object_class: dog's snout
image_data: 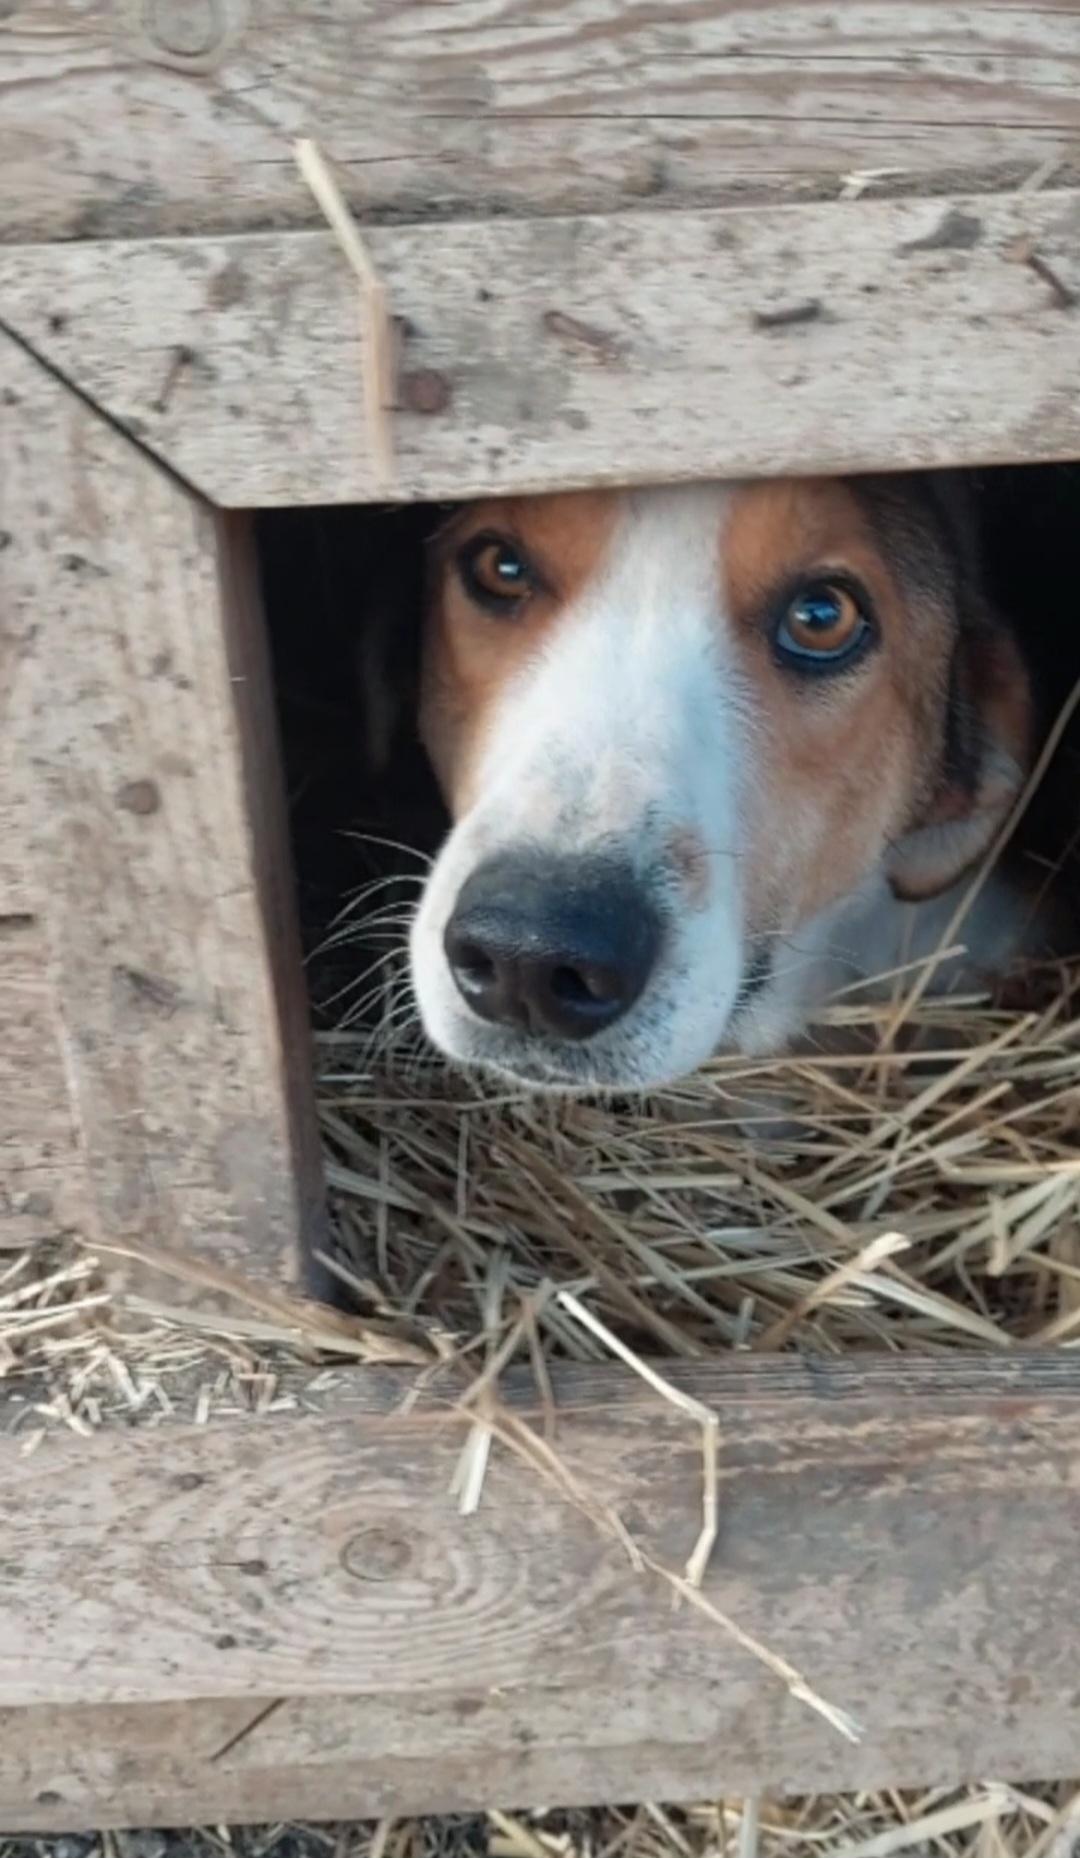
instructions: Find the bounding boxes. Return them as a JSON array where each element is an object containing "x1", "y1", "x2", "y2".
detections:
[{"x1": 444, "y1": 855, "x2": 662, "y2": 1042}]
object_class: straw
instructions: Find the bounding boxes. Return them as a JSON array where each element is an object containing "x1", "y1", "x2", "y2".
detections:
[{"x1": 294, "y1": 136, "x2": 397, "y2": 495}]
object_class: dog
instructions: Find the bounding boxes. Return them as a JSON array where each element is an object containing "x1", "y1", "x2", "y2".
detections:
[{"x1": 398, "y1": 473, "x2": 1073, "y2": 1092}]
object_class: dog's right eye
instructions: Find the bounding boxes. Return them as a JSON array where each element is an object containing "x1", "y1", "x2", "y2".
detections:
[{"x1": 457, "y1": 535, "x2": 534, "y2": 613}]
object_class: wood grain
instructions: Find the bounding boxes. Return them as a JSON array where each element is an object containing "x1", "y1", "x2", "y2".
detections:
[
  {"x1": 2, "y1": 3, "x2": 1080, "y2": 243},
  {"x1": 3, "y1": 188, "x2": 1080, "y2": 507},
  {"x1": 0, "y1": 328, "x2": 323, "y2": 1291},
  {"x1": 0, "y1": 400, "x2": 85, "y2": 1248},
  {"x1": 0, "y1": 919, "x2": 86, "y2": 1248},
  {"x1": 1, "y1": 1354, "x2": 1079, "y2": 1826}
]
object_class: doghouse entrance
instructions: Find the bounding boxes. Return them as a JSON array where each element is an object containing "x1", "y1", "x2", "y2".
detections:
[{"x1": 255, "y1": 464, "x2": 1080, "y2": 1357}]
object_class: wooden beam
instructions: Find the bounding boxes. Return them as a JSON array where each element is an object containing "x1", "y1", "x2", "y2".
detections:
[
  {"x1": 1, "y1": 1355, "x2": 1079, "y2": 1828},
  {"x1": 0, "y1": 918, "x2": 86, "y2": 1248},
  {"x1": 0, "y1": 605, "x2": 86, "y2": 1245},
  {"x1": 2, "y1": 3, "x2": 1079, "y2": 243},
  {"x1": 0, "y1": 329, "x2": 325, "y2": 1291},
  {"x1": 3, "y1": 189, "x2": 1080, "y2": 507}
]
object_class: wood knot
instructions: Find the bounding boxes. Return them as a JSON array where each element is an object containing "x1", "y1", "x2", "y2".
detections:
[
  {"x1": 340, "y1": 1526, "x2": 413, "y2": 1582},
  {"x1": 139, "y1": 0, "x2": 237, "y2": 68},
  {"x1": 16, "y1": 1191, "x2": 53, "y2": 1219}
]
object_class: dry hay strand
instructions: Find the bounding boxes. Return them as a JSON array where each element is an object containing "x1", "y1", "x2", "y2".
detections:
[
  {"x1": 4, "y1": 1782, "x2": 1079, "y2": 1858},
  {"x1": 308, "y1": 920, "x2": 1080, "y2": 1748},
  {"x1": 0, "y1": 1228, "x2": 439, "y2": 1449},
  {"x1": 8, "y1": 887, "x2": 1080, "y2": 1765},
  {"x1": 315, "y1": 689, "x2": 1080, "y2": 1366},
  {"x1": 318, "y1": 941, "x2": 1080, "y2": 1364}
]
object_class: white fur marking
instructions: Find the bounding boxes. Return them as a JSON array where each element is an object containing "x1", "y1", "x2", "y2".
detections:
[{"x1": 411, "y1": 485, "x2": 751, "y2": 1087}]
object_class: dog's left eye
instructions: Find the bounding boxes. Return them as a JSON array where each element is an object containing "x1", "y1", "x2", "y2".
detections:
[
  {"x1": 458, "y1": 535, "x2": 534, "y2": 611},
  {"x1": 774, "y1": 580, "x2": 872, "y2": 670}
]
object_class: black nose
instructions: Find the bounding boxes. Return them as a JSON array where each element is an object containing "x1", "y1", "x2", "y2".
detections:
[{"x1": 444, "y1": 854, "x2": 662, "y2": 1042}]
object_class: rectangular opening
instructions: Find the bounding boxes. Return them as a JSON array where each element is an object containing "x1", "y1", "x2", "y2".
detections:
[{"x1": 257, "y1": 463, "x2": 1080, "y2": 1357}]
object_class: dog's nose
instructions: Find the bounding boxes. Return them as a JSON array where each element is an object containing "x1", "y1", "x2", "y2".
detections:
[{"x1": 444, "y1": 854, "x2": 662, "y2": 1042}]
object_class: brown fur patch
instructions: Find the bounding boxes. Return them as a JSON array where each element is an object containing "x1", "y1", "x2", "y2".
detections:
[
  {"x1": 421, "y1": 492, "x2": 618, "y2": 813},
  {"x1": 721, "y1": 478, "x2": 955, "y2": 927},
  {"x1": 888, "y1": 624, "x2": 1032, "y2": 901},
  {"x1": 421, "y1": 476, "x2": 1032, "y2": 952}
]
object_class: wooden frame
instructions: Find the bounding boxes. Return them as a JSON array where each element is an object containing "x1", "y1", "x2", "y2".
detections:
[
  {"x1": 3, "y1": 1357, "x2": 1080, "y2": 1831},
  {"x1": 3, "y1": 189, "x2": 1080, "y2": 509},
  {"x1": 0, "y1": 324, "x2": 326, "y2": 1292},
  {"x1": 6, "y1": 1, "x2": 1080, "y2": 243},
  {"x1": 6, "y1": 7, "x2": 1080, "y2": 1813}
]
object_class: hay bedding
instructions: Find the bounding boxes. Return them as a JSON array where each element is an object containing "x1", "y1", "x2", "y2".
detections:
[
  {"x1": 7, "y1": 169, "x2": 1080, "y2": 1858},
  {"x1": 6, "y1": 884, "x2": 1080, "y2": 1855},
  {"x1": 2, "y1": 1790, "x2": 1080, "y2": 1858},
  {"x1": 316, "y1": 871, "x2": 1080, "y2": 1359}
]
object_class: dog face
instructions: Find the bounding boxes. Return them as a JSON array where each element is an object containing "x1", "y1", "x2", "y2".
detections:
[{"x1": 408, "y1": 477, "x2": 1030, "y2": 1089}]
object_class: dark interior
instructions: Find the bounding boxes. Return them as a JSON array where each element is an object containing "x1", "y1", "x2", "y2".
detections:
[
  {"x1": 255, "y1": 465, "x2": 1080, "y2": 1308},
  {"x1": 255, "y1": 501, "x2": 449, "y2": 1022},
  {"x1": 257, "y1": 464, "x2": 1080, "y2": 1026}
]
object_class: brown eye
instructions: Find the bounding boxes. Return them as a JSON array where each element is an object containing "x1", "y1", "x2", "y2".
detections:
[
  {"x1": 458, "y1": 534, "x2": 534, "y2": 612},
  {"x1": 775, "y1": 580, "x2": 871, "y2": 669}
]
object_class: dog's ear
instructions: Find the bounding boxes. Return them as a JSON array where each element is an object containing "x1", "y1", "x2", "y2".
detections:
[
  {"x1": 884, "y1": 472, "x2": 1032, "y2": 903},
  {"x1": 886, "y1": 622, "x2": 1032, "y2": 904}
]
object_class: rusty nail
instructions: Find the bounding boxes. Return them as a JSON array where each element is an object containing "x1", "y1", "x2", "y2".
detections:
[
  {"x1": 399, "y1": 369, "x2": 452, "y2": 415},
  {"x1": 752, "y1": 299, "x2": 822, "y2": 332},
  {"x1": 115, "y1": 779, "x2": 162, "y2": 816}
]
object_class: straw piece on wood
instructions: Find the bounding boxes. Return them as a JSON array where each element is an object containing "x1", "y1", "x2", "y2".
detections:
[
  {"x1": 85, "y1": 1234, "x2": 433, "y2": 1365},
  {"x1": 557, "y1": 1290, "x2": 721, "y2": 1587},
  {"x1": 556, "y1": 1292, "x2": 717, "y2": 1425},
  {"x1": 294, "y1": 136, "x2": 397, "y2": 495},
  {"x1": 484, "y1": 1396, "x2": 861, "y2": 1745}
]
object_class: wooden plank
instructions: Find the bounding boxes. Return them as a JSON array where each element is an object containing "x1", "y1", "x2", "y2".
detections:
[
  {"x1": 0, "y1": 485, "x2": 86, "y2": 1248},
  {"x1": 0, "y1": 329, "x2": 325, "y2": 1292},
  {"x1": 1, "y1": 1355, "x2": 1079, "y2": 1827},
  {"x1": 0, "y1": 1682, "x2": 1054, "y2": 1838},
  {"x1": 0, "y1": 919, "x2": 86, "y2": 1248},
  {"x1": 3, "y1": 188, "x2": 1080, "y2": 506},
  {"x1": 2, "y1": 3, "x2": 1080, "y2": 243}
]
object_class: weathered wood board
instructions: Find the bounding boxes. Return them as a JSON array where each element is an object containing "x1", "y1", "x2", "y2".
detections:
[
  {"x1": 0, "y1": 328, "x2": 325, "y2": 1287},
  {"x1": 4, "y1": 11, "x2": 1080, "y2": 1830},
  {"x1": 3, "y1": 188, "x2": 1080, "y2": 507},
  {"x1": 3, "y1": 3, "x2": 1080, "y2": 243},
  {"x1": 0, "y1": 588, "x2": 86, "y2": 1247},
  {"x1": 0, "y1": 919, "x2": 87, "y2": 1249},
  {"x1": 1, "y1": 1355, "x2": 1079, "y2": 1829}
]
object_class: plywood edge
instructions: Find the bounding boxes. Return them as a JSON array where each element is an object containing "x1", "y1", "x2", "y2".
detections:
[
  {"x1": 2, "y1": 188, "x2": 1080, "y2": 506},
  {"x1": 1, "y1": 1353, "x2": 1078, "y2": 1825}
]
